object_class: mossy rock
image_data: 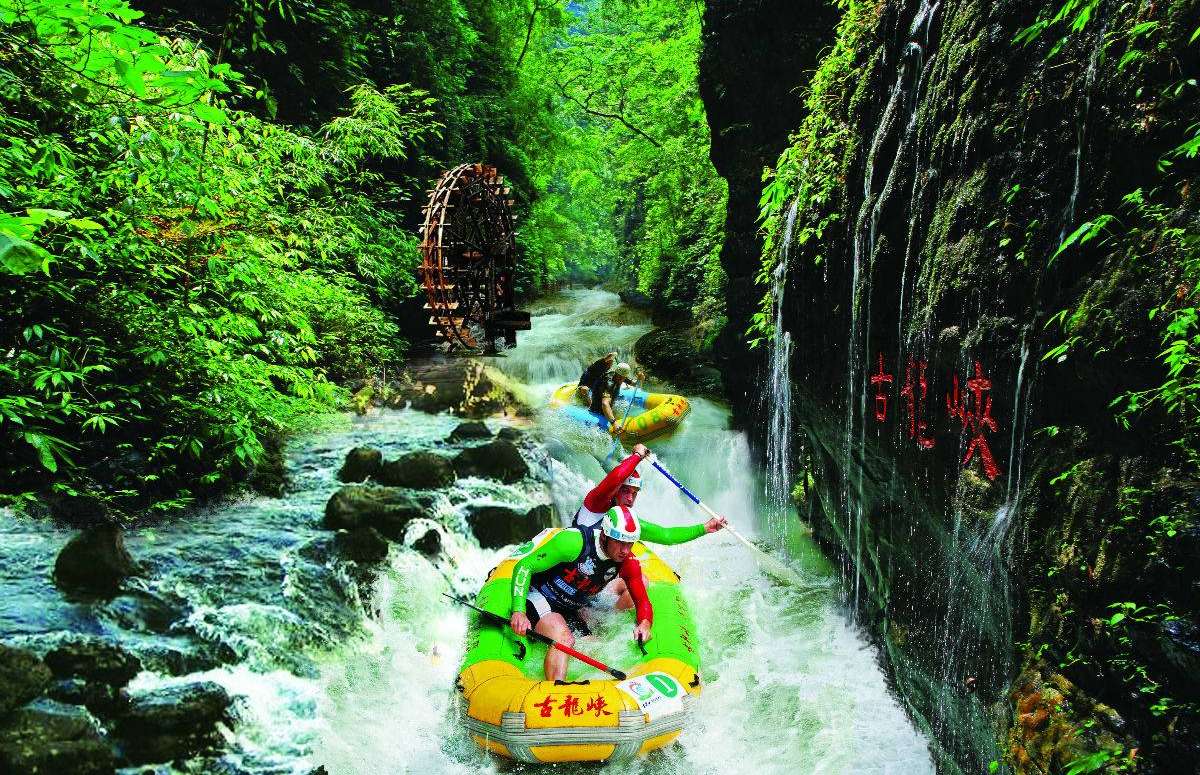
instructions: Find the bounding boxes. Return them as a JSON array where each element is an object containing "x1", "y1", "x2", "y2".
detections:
[
  {"x1": 323, "y1": 485, "x2": 427, "y2": 540},
  {"x1": 43, "y1": 637, "x2": 141, "y2": 688},
  {"x1": 338, "y1": 447, "x2": 383, "y2": 483},
  {"x1": 54, "y1": 524, "x2": 137, "y2": 598},
  {"x1": 334, "y1": 527, "x2": 390, "y2": 565},
  {"x1": 0, "y1": 700, "x2": 114, "y2": 775},
  {"x1": 0, "y1": 644, "x2": 52, "y2": 715},
  {"x1": 467, "y1": 504, "x2": 556, "y2": 549},
  {"x1": 448, "y1": 421, "x2": 493, "y2": 442},
  {"x1": 377, "y1": 452, "x2": 456, "y2": 489},
  {"x1": 115, "y1": 681, "x2": 232, "y2": 765},
  {"x1": 452, "y1": 440, "x2": 529, "y2": 483}
]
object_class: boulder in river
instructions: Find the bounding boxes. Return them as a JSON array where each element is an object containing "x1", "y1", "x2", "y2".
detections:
[
  {"x1": 43, "y1": 490, "x2": 111, "y2": 527},
  {"x1": 0, "y1": 644, "x2": 52, "y2": 715},
  {"x1": 53, "y1": 523, "x2": 137, "y2": 597},
  {"x1": 467, "y1": 504, "x2": 557, "y2": 549},
  {"x1": 496, "y1": 426, "x2": 525, "y2": 443},
  {"x1": 411, "y1": 528, "x2": 443, "y2": 557},
  {"x1": 377, "y1": 451, "x2": 457, "y2": 489},
  {"x1": 338, "y1": 446, "x2": 383, "y2": 483},
  {"x1": 0, "y1": 699, "x2": 115, "y2": 775},
  {"x1": 43, "y1": 637, "x2": 141, "y2": 688},
  {"x1": 47, "y1": 678, "x2": 126, "y2": 718},
  {"x1": 452, "y1": 440, "x2": 529, "y2": 483},
  {"x1": 334, "y1": 527, "x2": 390, "y2": 565},
  {"x1": 115, "y1": 680, "x2": 232, "y2": 764},
  {"x1": 448, "y1": 421, "x2": 492, "y2": 442},
  {"x1": 323, "y1": 485, "x2": 425, "y2": 540}
]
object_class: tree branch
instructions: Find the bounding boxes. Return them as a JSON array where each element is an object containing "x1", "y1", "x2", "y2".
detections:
[
  {"x1": 553, "y1": 78, "x2": 662, "y2": 148},
  {"x1": 515, "y1": 0, "x2": 557, "y2": 70}
]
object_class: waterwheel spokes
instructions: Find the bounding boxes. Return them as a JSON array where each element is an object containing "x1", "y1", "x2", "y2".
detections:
[{"x1": 419, "y1": 164, "x2": 528, "y2": 352}]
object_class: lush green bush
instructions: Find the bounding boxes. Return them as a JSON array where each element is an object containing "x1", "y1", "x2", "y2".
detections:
[{"x1": 0, "y1": 0, "x2": 432, "y2": 512}]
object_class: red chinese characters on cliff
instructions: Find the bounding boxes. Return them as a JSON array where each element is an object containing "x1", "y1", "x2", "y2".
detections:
[
  {"x1": 869, "y1": 353, "x2": 894, "y2": 422},
  {"x1": 946, "y1": 361, "x2": 1002, "y2": 481},
  {"x1": 899, "y1": 357, "x2": 936, "y2": 449},
  {"x1": 868, "y1": 352, "x2": 1004, "y2": 480}
]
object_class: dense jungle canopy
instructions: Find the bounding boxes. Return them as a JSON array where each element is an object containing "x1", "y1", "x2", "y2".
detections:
[{"x1": 0, "y1": 0, "x2": 726, "y2": 512}]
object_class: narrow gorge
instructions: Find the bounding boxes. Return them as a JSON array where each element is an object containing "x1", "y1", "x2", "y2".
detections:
[{"x1": 700, "y1": 1, "x2": 1199, "y2": 773}]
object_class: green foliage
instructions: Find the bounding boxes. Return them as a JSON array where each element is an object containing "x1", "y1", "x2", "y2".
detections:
[
  {"x1": 751, "y1": 0, "x2": 870, "y2": 342},
  {"x1": 0, "y1": 0, "x2": 434, "y2": 511},
  {"x1": 1014, "y1": 0, "x2": 1104, "y2": 58},
  {"x1": 514, "y1": 0, "x2": 728, "y2": 330},
  {"x1": 1031, "y1": 4, "x2": 1200, "y2": 456}
]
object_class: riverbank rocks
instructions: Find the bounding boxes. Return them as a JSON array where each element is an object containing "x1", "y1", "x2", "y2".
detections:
[
  {"x1": 54, "y1": 523, "x2": 136, "y2": 597},
  {"x1": 1006, "y1": 664, "x2": 1134, "y2": 775},
  {"x1": 467, "y1": 504, "x2": 556, "y2": 549},
  {"x1": 324, "y1": 486, "x2": 425, "y2": 540},
  {"x1": 448, "y1": 421, "x2": 492, "y2": 442},
  {"x1": 44, "y1": 638, "x2": 141, "y2": 689},
  {"x1": 0, "y1": 700, "x2": 114, "y2": 775},
  {"x1": 334, "y1": 527, "x2": 390, "y2": 565},
  {"x1": 377, "y1": 451, "x2": 456, "y2": 489},
  {"x1": 249, "y1": 432, "x2": 288, "y2": 498},
  {"x1": 618, "y1": 288, "x2": 653, "y2": 309},
  {"x1": 452, "y1": 440, "x2": 529, "y2": 483},
  {"x1": 0, "y1": 644, "x2": 52, "y2": 715},
  {"x1": 115, "y1": 681, "x2": 232, "y2": 764},
  {"x1": 338, "y1": 446, "x2": 383, "y2": 483}
]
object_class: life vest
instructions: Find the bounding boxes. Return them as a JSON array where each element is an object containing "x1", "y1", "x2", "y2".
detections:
[{"x1": 529, "y1": 523, "x2": 620, "y2": 611}]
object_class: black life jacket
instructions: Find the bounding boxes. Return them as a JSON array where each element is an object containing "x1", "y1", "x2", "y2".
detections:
[
  {"x1": 589, "y1": 377, "x2": 615, "y2": 415},
  {"x1": 530, "y1": 524, "x2": 620, "y2": 611}
]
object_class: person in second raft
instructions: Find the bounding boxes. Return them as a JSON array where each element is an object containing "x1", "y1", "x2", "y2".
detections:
[
  {"x1": 590, "y1": 361, "x2": 642, "y2": 432},
  {"x1": 509, "y1": 506, "x2": 651, "y2": 680},
  {"x1": 576, "y1": 351, "x2": 618, "y2": 403}
]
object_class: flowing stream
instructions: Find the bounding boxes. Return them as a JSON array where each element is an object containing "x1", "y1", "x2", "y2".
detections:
[{"x1": 0, "y1": 288, "x2": 932, "y2": 774}]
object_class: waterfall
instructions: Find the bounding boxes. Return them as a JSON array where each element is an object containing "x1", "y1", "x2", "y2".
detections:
[
  {"x1": 765, "y1": 200, "x2": 800, "y2": 549},
  {"x1": 1061, "y1": 18, "x2": 1107, "y2": 242},
  {"x1": 843, "y1": 1, "x2": 938, "y2": 616}
]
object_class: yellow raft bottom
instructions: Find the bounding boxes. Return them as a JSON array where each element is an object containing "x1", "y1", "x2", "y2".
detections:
[
  {"x1": 458, "y1": 542, "x2": 701, "y2": 764},
  {"x1": 549, "y1": 382, "x2": 690, "y2": 444},
  {"x1": 460, "y1": 657, "x2": 696, "y2": 763}
]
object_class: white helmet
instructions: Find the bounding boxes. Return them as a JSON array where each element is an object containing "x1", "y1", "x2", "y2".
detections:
[{"x1": 601, "y1": 505, "x2": 641, "y2": 543}]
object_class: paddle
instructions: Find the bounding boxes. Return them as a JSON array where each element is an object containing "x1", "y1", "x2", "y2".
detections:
[
  {"x1": 604, "y1": 372, "x2": 643, "y2": 465},
  {"x1": 443, "y1": 593, "x2": 628, "y2": 680},
  {"x1": 647, "y1": 457, "x2": 815, "y2": 589}
]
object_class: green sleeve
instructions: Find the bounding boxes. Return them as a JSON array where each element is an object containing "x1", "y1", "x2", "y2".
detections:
[
  {"x1": 511, "y1": 529, "x2": 584, "y2": 615},
  {"x1": 639, "y1": 519, "x2": 706, "y2": 546}
]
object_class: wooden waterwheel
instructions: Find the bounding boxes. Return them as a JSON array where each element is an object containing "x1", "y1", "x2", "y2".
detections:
[{"x1": 419, "y1": 163, "x2": 531, "y2": 351}]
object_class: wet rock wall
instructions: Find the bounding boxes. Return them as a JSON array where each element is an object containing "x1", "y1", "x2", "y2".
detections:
[{"x1": 703, "y1": 0, "x2": 1199, "y2": 772}]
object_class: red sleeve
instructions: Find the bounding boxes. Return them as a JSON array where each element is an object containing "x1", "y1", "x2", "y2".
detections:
[
  {"x1": 619, "y1": 557, "x2": 652, "y2": 625},
  {"x1": 582, "y1": 453, "x2": 640, "y2": 513}
]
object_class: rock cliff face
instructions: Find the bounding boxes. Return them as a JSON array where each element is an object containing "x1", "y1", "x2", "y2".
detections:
[
  {"x1": 698, "y1": 0, "x2": 840, "y2": 410},
  {"x1": 705, "y1": 0, "x2": 1199, "y2": 772}
]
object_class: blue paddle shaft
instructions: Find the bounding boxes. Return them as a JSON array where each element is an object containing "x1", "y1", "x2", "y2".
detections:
[{"x1": 651, "y1": 460, "x2": 701, "y2": 504}]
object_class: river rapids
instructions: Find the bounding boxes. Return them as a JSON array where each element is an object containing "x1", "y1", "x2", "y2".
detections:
[{"x1": 0, "y1": 288, "x2": 933, "y2": 774}]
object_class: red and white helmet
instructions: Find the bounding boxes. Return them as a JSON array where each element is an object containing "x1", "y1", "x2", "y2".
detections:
[
  {"x1": 622, "y1": 470, "x2": 642, "y2": 490},
  {"x1": 602, "y1": 505, "x2": 642, "y2": 543}
]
